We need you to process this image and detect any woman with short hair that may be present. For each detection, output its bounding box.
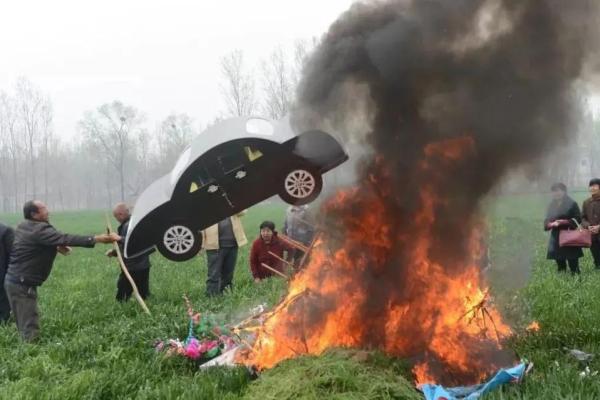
[544,182,583,274]
[250,221,292,281]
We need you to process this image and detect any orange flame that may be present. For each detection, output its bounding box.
[240,137,513,386]
[526,321,540,332]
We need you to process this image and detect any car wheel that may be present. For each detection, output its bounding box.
[157,223,202,262]
[279,166,323,205]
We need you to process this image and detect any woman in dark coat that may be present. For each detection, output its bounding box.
[544,182,583,274]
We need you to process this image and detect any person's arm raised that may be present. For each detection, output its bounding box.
[36,224,120,247]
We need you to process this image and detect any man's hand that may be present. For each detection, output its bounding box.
[590,225,600,234]
[57,245,72,255]
[94,233,121,244]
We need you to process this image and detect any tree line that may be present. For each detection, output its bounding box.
[1,39,597,212]
[0,41,313,213]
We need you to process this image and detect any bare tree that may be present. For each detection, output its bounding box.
[261,46,293,119]
[157,113,195,172]
[47,136,67,210]
[0,92,23,211]
[220,50,256,116]
[15,77,45,199]
[79,101,145,202]
[0,92,10,211]
[588,110,600,177]
[129,128,154,197]
[39,99,53,201]
[292,38,317,88]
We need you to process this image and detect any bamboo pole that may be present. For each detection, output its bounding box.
[298,231,320,269]
[104,213,151,315]
[260,263,288,279]
[267,251,294,268]
[279,234,309,253]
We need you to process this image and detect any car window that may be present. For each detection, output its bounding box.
[218,147,246,174]
[189,163,212,193]
[244,145,263,161]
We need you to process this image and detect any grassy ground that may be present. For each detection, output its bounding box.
[0,194,599,399]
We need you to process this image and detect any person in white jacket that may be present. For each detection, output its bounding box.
[201,212,247,296]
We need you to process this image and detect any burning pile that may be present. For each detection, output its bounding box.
[241,0,600,386]
[242,137,513,385]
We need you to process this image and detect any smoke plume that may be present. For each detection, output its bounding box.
[264,0,600,384]
[296,0,599,275]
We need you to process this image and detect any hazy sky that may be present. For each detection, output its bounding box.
[0,0,356,139]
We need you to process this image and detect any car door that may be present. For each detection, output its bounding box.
[218,139,285,210]
[177,143,251,228]
[210,142,253,212]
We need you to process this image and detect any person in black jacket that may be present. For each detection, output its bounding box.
[106,203,152,301]
[0,222,14,323]
[5,200,119,342]
[581,178,600,269]
[544,183,583,274]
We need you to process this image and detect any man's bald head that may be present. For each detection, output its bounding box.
[113,203,130,223]
[24,200,49,222]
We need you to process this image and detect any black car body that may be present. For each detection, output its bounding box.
[125,116,348,261]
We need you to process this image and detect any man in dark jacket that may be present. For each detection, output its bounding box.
[582,178,600,269]
[0,222,14,323]
[5,200,119,341]
[106,203,152,301]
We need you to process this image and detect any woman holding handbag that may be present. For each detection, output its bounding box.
[544,182,583,274]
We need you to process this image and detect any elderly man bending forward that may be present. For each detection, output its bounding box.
[4,200,119,342]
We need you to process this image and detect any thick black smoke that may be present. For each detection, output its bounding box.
[304,0,597,196]
[286,0,600,384]
[295,0,599,268]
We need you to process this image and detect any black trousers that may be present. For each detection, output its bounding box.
[590,239,600,268]
[556,259,580,274]
[206,247,238,296]
[116,268,150,302]
[4,281,39,342]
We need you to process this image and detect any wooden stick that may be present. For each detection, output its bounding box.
[267,251,294,268]
[298,232,320,269]
[105,213,151,315]
[261,263,288,279]
[279,234,309,252]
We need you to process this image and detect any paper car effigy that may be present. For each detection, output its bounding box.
[125,116,348,262]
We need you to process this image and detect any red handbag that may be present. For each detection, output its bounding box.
[559,219,592,248]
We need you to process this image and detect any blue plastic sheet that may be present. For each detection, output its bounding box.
[420,363,527,400]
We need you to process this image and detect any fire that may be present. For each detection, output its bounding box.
[240,137,513,386]
[526,321,540,332]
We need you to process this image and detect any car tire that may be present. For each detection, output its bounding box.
[279,166,323,205]
[157,223,202,262]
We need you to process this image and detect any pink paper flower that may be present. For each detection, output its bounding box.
[184,338,202,359]
[197,340,218,354]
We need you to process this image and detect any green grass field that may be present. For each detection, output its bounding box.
[1,195,599,399]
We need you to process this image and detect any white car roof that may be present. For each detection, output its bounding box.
[169,116,294,187]
[126,116,296,251]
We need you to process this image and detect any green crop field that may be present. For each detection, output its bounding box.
[1,194,600,400]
